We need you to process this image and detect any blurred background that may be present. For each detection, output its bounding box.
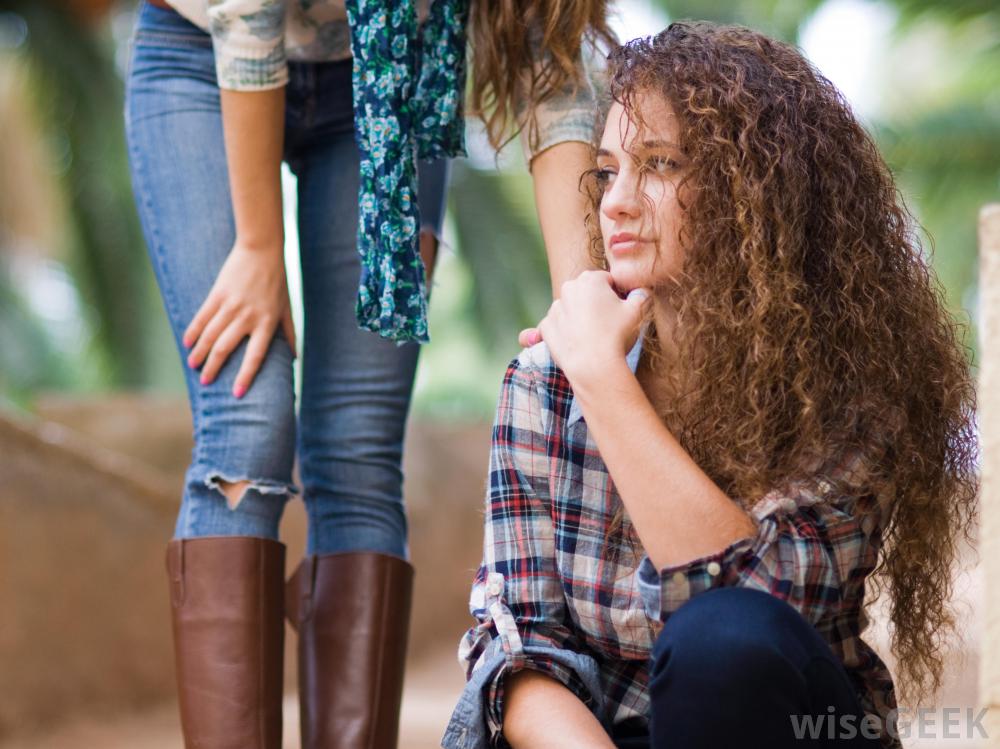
[0,0,995,746]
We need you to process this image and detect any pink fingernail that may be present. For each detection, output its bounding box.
[200,375,209,385]
[233,385,246,398]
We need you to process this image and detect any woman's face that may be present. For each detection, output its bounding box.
[596,94,687,294]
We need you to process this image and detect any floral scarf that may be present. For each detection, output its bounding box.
[344,0,469,343]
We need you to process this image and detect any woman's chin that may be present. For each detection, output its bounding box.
[608,266,652,295]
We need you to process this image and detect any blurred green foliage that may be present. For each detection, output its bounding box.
[873,3,1000,367]
[1,0,168,399]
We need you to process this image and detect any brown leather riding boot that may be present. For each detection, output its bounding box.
[285,551,415,749]
[166,536,286,749]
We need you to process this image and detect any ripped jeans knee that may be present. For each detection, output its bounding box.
[205,472,291,511]
[173,465,298,541]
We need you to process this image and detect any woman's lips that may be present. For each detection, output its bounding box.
[608,233,649,254]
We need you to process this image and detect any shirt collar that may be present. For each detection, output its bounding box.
[567,325,647,426]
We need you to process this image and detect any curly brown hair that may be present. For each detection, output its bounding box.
[584,22,980,708]
[468,0,617,152]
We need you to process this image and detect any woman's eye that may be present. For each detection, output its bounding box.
[650,156,680,174]
[595,168,616,186]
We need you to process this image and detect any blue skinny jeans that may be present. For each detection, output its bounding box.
[124,0,449,560]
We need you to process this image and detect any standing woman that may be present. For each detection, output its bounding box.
[123,1,615,748]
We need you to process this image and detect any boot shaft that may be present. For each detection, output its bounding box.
[167,535,286,749]
[287,551,415,749]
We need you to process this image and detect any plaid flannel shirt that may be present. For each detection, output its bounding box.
[442,335,901,749]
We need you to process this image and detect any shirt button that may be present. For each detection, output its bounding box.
[486,572,504,596]
[706,561,722,577]
[672,571,686,585]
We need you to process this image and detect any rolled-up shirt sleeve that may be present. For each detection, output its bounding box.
[206,0,288,90]
[517,36,608,168]
[637,468,885,627]
[445,356,605,748]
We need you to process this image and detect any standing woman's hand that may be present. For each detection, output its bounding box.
[526,270,650,387]
[183,239,295,397]
[183,86,290,398]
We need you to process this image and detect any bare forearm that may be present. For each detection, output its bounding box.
[503,670,616,749]
[530,142,596,296]
[219,87,285,250]
[573,362,757,569]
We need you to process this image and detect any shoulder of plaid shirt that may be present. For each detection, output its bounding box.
[440,327,902,749]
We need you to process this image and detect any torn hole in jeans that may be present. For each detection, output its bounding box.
[204,473,293,511]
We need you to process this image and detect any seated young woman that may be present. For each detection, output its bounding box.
[442,20,979,749]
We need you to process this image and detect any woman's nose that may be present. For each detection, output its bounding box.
[602,170,642,220]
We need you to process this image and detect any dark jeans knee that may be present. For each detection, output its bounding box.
[648,587,876,749]
[652,586,813,662]
[651,587,808,691]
